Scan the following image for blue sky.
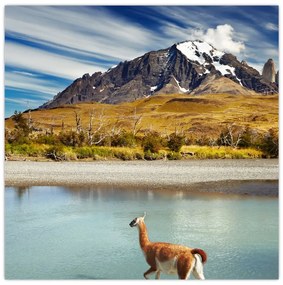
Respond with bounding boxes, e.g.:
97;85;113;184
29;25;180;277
4;5;279;117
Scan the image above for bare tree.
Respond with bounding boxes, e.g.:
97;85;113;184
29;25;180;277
132;107;143;136
74;111;82;133
219;124;244;148
87;108;108;145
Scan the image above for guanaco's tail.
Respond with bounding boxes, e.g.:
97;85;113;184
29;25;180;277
191;248;207;263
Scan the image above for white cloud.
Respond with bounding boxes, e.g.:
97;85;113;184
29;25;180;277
5;41;106;80
5;6;158;62
265;22;278;31
5;97;42;107
5;71;65;96
193;24;245;54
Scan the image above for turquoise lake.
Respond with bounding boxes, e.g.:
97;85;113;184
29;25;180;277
5;185;278;280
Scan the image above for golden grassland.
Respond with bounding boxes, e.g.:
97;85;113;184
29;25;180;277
5;92;278;160
5;93;278;137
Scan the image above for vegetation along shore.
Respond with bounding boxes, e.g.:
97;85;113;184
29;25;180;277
5;94;278;161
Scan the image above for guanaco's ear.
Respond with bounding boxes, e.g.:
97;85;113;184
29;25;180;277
142;212;146;220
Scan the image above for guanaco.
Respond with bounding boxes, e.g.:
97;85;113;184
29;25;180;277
129;213;207;280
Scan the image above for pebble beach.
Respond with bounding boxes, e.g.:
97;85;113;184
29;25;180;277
4;159;279;196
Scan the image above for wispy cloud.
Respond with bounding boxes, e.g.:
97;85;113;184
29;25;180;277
5;97;42;106
5;6;159;62
5;41;105;80
5;71;65;96
264;22;278;31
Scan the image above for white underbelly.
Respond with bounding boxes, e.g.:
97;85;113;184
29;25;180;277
156;257;178;275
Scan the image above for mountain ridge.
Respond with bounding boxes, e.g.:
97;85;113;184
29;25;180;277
40;40;278;109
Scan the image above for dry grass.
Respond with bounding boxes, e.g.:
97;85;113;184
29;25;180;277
5;93;278;137
181;145;263;159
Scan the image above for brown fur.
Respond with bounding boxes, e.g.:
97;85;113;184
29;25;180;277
191;248;207;263
136;220;206;279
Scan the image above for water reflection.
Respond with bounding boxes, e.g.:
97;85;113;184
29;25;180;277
10;181;278;204
15;186;30;200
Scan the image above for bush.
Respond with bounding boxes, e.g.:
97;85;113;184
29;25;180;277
12;111;30;136
111;131;136;147
6;129;31;144
167;133;185;152
35;134;59;145
260;129;278;158
142;131;163;153
58;131;86;147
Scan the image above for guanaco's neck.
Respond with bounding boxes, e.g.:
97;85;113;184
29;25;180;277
138;221;150;250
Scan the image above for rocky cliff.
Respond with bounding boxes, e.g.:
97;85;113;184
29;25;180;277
262;58;276;83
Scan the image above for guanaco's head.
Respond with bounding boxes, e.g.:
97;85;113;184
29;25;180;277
129;212;146;227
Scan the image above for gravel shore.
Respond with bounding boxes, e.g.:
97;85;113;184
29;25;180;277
4;160;278;196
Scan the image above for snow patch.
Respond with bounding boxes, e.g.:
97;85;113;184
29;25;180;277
150;85;158;92
106;65;117;73
173;77;190;93
213;62;235;76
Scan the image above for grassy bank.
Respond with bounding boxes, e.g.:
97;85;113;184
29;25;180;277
5;143;264;161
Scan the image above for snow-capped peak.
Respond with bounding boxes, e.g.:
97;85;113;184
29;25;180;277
176;40;223;64
176;40;235;76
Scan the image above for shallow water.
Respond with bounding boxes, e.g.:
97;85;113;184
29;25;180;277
5;184;278;280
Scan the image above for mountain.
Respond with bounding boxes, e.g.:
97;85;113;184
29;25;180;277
40;40;278;109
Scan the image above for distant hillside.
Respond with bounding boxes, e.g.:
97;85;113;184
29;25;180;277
6;93;278;141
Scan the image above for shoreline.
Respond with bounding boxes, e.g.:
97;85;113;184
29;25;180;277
4;160;278;196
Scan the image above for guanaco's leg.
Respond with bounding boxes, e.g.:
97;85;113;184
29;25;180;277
155;270;161;279
177;255;195;280
143;267;157;279
192;254;205;280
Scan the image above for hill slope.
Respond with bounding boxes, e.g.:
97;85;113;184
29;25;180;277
7;93;277;140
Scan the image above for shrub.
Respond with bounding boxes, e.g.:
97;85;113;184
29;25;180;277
35;133;59;145
142;131;163;153
58;131;86;147
111;131;136;147
260;129;278;158
237;127;260;148
6;129;31;144
12;111;30;136
167;133;185;152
